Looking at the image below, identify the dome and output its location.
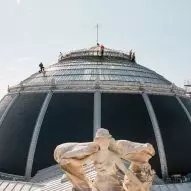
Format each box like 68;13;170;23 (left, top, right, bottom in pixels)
9;46;176;94
0;45;191;181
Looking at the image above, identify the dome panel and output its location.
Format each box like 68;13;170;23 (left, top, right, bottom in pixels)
0;93;46;175
180;97;191;115
149;95;191;175
9;46;176;94
101;93;161;176
0;95;15;118
32;93;94;175
22;61;171;87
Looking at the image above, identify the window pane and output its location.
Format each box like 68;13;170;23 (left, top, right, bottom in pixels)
149;95;191;175
101;93;161;176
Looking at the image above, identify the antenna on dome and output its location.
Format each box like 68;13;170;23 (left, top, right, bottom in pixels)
95;24;100;45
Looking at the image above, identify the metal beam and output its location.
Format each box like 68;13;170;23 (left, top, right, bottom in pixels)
0;94;19;128
25;92;53;180
176;96;191;124
142;93;168;178
93;91;101;137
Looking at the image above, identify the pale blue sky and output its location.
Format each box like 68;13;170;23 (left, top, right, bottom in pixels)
0;0;191;99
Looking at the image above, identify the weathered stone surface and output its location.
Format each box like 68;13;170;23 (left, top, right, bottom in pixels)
54;128;155;191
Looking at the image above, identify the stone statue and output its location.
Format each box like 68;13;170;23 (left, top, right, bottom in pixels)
54;128;155;191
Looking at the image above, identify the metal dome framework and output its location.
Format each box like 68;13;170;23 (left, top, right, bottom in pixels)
0;46;191;182
8;46;184;95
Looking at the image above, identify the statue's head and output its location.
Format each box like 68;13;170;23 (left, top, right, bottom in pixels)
94;128;112;149
95;128;112;138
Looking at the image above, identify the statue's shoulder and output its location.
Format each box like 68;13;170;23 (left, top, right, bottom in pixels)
54;142;99;162
116;140;154;154
74;142;99;151
55;142;98;151
115;140;155;163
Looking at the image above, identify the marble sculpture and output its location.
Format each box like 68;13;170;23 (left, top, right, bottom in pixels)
54;128;155;191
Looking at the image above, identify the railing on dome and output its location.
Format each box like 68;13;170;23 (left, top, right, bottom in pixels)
58;49;131;62
0;172;26;181
8;80;186;96
184;80;191;87
165;174;191;184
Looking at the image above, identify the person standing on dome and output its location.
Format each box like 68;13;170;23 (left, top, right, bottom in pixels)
129;49;132;60
39;62;45;74
131;52;136;62
100;44;105;57
59;52;64;60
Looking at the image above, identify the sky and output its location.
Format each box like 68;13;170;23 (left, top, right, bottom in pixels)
0;0;191;99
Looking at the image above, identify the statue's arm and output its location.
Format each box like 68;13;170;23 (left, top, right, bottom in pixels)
60;142;99;159
114;155;129;175
114;155;145;190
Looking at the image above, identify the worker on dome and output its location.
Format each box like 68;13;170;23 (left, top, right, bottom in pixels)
131;52;136;62
100;44;105;57
39;62;45;73
59;52;64;60
129;49;132;59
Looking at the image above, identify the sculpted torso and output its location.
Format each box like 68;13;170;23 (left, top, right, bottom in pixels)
93;149;117;175
91;149;128;191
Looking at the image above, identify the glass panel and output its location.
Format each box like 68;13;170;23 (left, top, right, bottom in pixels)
32;93;93;176
0;95;15;118
13;183;25;191
21;185;32;191
149;95;191;175
180;97;191;115
5;182;16;190
0;93;46;175
101;93;161;177
0;182;9;190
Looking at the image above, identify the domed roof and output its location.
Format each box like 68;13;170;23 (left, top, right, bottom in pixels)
0;45;191;180
9;45;184;95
